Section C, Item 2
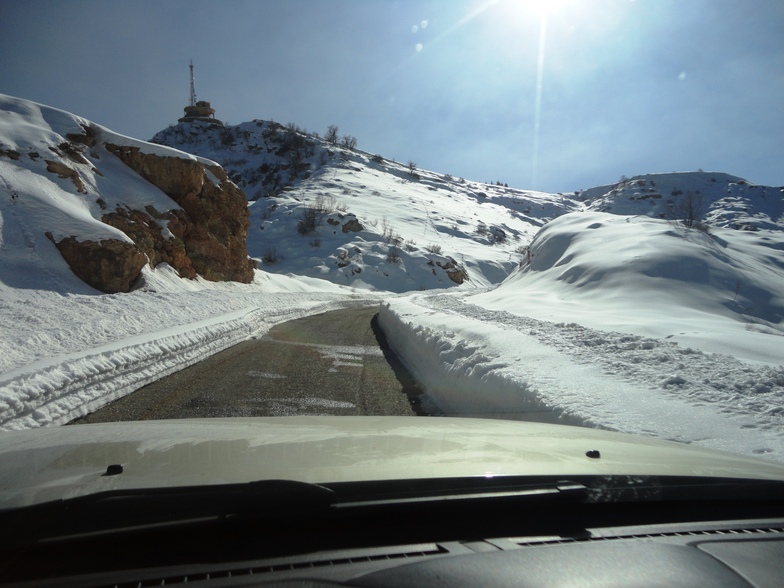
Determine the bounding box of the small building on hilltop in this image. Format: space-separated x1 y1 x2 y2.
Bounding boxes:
178 61 223 126
179 100 222 125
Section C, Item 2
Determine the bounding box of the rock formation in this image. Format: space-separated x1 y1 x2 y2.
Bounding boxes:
46 233 148 294
103 142 255 283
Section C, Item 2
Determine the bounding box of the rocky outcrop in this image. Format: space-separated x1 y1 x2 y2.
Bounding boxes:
101 206 197 280
326 214 363 233
104 143 255 283
342 217 363 233
45 160 87 193
438 257 469 285
47 233 147 294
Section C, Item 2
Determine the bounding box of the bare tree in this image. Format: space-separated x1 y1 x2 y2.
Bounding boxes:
325 125 339 145
669 191 709 231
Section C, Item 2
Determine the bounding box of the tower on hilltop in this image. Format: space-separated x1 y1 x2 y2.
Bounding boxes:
178 60 223 125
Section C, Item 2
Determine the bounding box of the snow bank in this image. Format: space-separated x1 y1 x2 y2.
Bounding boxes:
380 294 784 461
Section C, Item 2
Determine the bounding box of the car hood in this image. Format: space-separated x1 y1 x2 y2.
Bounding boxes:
2 416 784 508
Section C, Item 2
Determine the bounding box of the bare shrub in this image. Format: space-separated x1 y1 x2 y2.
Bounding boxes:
381 216 393 240
386 246 401 263
315 193 336 214
425 243 443 255
297 206 319 235
297 194 337 235
318 151 329 166
262 247 278 264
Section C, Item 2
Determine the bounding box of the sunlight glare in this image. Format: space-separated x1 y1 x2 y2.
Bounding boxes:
499 0 580 18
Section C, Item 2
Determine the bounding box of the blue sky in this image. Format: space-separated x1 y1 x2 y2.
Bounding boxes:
2 0 783 194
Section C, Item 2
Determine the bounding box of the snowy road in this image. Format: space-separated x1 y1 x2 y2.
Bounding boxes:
72 307 424 422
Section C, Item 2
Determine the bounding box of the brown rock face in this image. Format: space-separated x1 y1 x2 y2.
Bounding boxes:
45 160 87 193
341 218 363 233
104 143 254 283
437 257 469 285
101 207 198 279
47 233 147 294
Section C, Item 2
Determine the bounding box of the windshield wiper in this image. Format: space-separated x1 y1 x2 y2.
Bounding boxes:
0 480 335 548
334 480 587 509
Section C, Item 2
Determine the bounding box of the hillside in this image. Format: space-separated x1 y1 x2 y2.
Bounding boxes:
152 120 576 291
581 172 784 231
152 119 784 294
0 93 254 294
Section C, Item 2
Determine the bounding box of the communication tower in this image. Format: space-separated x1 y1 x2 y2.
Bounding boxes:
189 60 197 107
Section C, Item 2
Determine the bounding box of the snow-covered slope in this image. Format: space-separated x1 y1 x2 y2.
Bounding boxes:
475 212 784 361
581 171 784 231
0 95 375 428
152 120 576 291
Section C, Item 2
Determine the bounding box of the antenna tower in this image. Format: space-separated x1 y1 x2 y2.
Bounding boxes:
189 60 197 106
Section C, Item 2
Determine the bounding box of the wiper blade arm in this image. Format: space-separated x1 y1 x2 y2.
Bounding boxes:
0 480 335 548
335 481 587 509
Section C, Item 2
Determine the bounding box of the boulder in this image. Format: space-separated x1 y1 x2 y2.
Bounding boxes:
47 233 147 294
437 256 469 285
342 218 363 233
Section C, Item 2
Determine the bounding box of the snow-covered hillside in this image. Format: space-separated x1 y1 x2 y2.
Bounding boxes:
152 119 575 291
581 172 784 232
477 212 784 361
2 94 784 464
0 94 375 428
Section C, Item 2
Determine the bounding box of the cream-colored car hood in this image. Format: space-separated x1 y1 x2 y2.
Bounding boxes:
2 416 784 508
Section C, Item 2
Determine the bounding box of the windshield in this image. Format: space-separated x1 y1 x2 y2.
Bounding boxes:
1 0 783 494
